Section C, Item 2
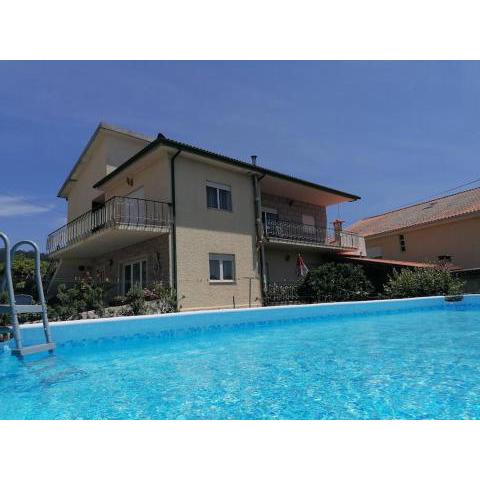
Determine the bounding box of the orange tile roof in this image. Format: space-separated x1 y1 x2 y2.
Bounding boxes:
348 186 480 237
341 255 460 270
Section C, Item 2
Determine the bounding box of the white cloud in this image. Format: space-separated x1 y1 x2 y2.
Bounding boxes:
0 195 52 217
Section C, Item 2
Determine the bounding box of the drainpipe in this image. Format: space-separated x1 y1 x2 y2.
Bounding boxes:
170 149 181 304
252 169 267 300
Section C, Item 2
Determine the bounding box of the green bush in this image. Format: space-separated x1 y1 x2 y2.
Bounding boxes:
298 262 373 303
147 283 177 313
119 285 177 316
109 295 126 307
0 253 55 298
49 273 108 320
383 266 464 299
264 281 302 305
122 286 147 316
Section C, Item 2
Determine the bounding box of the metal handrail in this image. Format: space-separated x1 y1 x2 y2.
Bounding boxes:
263 218 361 249
11 240 53 346
47 197 172 254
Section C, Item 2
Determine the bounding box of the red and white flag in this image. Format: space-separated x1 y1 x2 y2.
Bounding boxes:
296 254 309 277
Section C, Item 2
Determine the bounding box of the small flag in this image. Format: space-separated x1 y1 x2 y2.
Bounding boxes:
296 253 309 277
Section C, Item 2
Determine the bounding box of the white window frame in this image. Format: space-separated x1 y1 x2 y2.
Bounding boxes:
122 258 148 294
262 207 278 228
206 181 232 211
209 253 235 283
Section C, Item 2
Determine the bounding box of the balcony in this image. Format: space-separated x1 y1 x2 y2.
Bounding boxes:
47 196 172 258
263 219 362 251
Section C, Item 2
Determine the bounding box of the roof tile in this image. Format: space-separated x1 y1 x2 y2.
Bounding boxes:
349 186 480 236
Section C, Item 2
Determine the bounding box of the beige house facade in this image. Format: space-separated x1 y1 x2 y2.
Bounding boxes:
48 123 364 311
349 187 480 271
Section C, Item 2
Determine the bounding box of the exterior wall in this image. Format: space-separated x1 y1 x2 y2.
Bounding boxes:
93 235 170 295
104 135 148 174
261 193 327 228
365 215 480 269
174 153 262 311
67 141 108 221
103 149 171 204
66 133 148 221
264 248 327 283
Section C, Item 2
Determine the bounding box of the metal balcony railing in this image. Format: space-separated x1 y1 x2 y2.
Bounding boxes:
47 197 172 255
263 219 361 250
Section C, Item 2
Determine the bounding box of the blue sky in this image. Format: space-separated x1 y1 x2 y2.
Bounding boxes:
1 61 480 250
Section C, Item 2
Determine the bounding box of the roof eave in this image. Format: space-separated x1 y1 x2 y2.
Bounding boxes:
57 123 154 198
93 136 361 202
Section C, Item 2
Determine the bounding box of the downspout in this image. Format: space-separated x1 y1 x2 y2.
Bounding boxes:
252 172 267 301
170 149 181 305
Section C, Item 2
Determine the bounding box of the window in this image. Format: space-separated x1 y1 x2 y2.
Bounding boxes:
367 246 383 259
123 259 147 294
302 214 316 236
209 254 235 282
262 208 279 227
206 182 232 211
399 234 406 252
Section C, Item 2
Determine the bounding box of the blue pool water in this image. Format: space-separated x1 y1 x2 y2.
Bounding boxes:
1 297 480 419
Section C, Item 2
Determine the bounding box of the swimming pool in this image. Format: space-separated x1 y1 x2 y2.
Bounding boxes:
1 295 480 419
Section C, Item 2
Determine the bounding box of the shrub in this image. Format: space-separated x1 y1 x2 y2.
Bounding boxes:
298 262 373 303
264 281 302 305
383 266 464 299
0 253 55 297
147 283 177 313
109 295 126 307
49 272 108 320
119 285 177 316
121 286 148 316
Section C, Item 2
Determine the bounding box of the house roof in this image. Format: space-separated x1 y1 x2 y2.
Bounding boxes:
341 255 461 270
57 123 154 198
348 186 480 237
92 133 361 202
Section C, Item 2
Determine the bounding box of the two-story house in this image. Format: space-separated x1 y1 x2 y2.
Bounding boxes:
47 123 365 311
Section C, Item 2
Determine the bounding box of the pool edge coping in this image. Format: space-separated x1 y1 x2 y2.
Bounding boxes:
17 293 480 330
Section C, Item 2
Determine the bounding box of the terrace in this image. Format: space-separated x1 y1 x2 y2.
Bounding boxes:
46 196 172 258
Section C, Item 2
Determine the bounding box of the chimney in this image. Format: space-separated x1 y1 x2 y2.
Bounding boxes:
251 155 257 166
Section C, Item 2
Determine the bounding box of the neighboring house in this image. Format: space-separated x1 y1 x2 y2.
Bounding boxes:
47 123 365 311
349 187 480 272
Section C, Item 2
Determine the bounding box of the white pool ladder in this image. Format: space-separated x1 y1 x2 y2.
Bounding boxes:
0 232 55 357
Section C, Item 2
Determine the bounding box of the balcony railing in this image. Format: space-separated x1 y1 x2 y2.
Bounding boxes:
263 219 361 250
47 196 172 255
